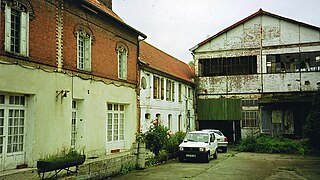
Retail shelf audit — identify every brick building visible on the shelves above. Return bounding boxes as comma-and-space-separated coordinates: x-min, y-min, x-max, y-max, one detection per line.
0, 0, 145, 170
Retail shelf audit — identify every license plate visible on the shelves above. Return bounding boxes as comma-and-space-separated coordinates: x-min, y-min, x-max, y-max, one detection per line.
186, 154, 196, 157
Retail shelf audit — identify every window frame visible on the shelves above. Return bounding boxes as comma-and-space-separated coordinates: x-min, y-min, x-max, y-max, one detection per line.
241, 111, 258, 128
4, 2, 29, 56
117, 45, 128, 80
77, 31, 92, 71
107, 104, 125, 143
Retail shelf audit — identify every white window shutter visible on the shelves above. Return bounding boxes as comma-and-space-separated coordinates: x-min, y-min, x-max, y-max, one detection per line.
20, 11, 28, 56
4, 4, 11, 52
84, 37, 91, 71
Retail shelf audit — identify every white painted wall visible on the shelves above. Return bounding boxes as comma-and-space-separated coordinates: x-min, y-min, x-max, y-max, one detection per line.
0, 62, 137, 169
139, 70, 195, 133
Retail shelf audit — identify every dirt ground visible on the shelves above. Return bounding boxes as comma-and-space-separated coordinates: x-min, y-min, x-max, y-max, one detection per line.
111, 150, 320, 180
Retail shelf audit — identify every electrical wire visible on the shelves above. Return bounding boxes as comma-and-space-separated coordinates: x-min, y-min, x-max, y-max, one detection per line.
0, 59, 135, 89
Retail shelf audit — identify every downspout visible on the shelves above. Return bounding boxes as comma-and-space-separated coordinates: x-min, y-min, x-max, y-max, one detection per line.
136, 35, 146, 134
136, 35, 146, 169
259, 14, 264, 135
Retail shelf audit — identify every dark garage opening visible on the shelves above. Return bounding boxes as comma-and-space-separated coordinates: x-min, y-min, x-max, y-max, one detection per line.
199, 120, 241, 143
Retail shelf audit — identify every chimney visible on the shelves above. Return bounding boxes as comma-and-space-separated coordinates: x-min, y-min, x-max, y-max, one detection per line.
99, 0, 112, 10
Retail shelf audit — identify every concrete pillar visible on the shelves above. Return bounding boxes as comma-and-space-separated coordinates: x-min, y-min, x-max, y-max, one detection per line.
136, 142, 146, 169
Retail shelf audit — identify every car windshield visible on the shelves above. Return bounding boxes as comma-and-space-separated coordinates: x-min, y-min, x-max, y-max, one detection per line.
184, 133, 209, 143
214, 131, 223, 136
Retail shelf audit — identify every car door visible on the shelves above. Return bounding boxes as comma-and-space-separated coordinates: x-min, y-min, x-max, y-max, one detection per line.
209, 133, 216, 155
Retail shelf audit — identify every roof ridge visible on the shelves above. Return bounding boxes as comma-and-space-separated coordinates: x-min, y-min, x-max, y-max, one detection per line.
191, 8, 320, 50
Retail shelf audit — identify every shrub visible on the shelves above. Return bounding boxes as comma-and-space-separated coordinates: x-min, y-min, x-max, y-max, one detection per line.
144, 124, 168, 156
164, 131, 186, 159
155, 150, 169, 163
303, 90, 320, 153
238, 135, 306, 155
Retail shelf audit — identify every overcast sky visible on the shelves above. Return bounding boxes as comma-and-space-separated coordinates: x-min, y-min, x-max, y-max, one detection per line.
113, 0, 320, 63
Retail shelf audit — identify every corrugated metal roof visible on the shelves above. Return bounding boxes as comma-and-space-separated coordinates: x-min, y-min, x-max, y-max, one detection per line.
259, 94, 314, 104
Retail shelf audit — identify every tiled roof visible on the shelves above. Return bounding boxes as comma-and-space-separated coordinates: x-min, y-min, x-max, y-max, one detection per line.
87, 0, 124, 22
140, 41, 195, 84
191, 8, 320, 51
84, 0, 146, 38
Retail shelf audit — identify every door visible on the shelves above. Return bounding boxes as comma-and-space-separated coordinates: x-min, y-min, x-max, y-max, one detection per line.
0, 94, 26, 170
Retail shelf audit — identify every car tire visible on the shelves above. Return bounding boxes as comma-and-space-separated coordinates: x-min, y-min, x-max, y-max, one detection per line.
213, 150, 218, 159
222, 147, 227, 153
204, 152, 210, 163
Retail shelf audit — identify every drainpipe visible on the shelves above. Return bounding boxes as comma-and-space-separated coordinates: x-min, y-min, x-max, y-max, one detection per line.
137, 35, 146, 134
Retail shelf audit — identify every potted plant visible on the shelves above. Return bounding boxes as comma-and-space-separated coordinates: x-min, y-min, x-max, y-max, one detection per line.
37, 148, 85, 173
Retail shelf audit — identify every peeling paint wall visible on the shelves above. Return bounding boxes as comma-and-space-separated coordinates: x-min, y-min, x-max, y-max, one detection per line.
194, 14, 320, 95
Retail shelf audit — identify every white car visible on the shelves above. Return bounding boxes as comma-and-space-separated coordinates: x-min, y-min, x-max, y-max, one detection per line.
178, 131, 218, 163
201, 129, 228, 153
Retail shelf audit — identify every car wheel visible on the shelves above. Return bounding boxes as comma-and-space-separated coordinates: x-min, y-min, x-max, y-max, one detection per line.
204, 152, 210, 163
213, 150, 218, 159
222, 147, 227, 153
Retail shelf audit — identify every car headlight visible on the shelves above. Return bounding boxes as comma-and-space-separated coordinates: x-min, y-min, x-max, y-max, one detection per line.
199, 147, 206, 152
179, 147, 184, 151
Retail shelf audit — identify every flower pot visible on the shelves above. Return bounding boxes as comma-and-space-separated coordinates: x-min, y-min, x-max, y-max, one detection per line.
37, 155, 85, 173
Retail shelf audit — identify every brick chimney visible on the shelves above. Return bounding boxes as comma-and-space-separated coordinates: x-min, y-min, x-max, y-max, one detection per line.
99, 0, 112, 9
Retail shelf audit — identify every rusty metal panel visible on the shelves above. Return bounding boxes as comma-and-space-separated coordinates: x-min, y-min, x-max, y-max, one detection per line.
227, 75, 262, 93
301, 72, 320, 91
280, 20, 300, 44
300, 26, 320, 43
261, 15, 280, 46
263, 73, 301, 92
242, 16, 261, 48
224, 25, 244, 50
198, 76, 227, 94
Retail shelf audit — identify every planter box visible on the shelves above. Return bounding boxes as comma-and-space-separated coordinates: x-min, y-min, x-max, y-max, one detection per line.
37, 155, 86, 173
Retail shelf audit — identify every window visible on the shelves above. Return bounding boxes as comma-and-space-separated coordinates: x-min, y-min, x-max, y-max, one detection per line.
242, 111, 258, 127
168, 114, 172, 130
118, 46, 127, 80
0, 95, 25, 154
178, 115, 182, 131
161, 78, 164, 100
199, 56, 257, 76
153, 76, 164, 100
153, 76, 160, 99
71, 100, 77, 148
107, 104, 125, 142
267, 51, 320, 73
77, 31, 91, 71
166, 80, 172, 101
241, 99, 258, 107
4, 2, 29, 56
172, 83, 175, 102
